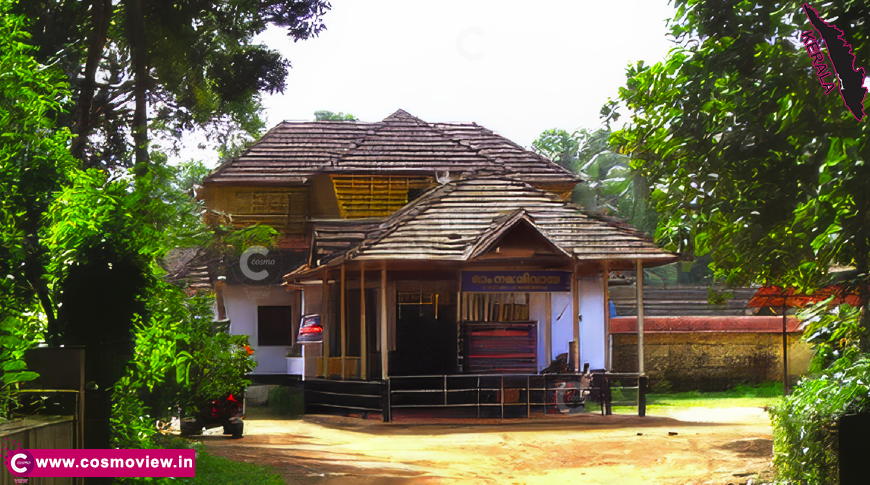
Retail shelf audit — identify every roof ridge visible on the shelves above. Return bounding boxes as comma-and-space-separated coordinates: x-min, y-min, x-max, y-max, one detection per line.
382, 108, 419, 122
428, 120, 506, 172
329, 111, 494, 173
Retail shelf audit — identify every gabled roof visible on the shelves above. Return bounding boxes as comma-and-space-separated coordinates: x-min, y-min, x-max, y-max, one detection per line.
204, 110, 579, 186
290, 177, 676, 278
466, 209, 571, 260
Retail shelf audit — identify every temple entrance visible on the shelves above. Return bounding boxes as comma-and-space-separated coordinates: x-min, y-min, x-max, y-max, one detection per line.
390, 283, 457, 376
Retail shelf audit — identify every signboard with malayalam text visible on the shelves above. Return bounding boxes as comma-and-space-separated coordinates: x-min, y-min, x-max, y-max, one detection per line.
461, 270, 572, 293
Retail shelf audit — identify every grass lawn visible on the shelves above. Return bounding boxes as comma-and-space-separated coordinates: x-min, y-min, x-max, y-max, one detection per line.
146, 435, 284, 484
609, 381, 784, 414
185, 444, 284, 485
646, 381, 784, 411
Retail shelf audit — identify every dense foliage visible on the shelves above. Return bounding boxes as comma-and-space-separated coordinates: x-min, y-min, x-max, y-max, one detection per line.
533, 127, 659, 235
314, 110, 357, 121
112, 285, 255, 450
0, 0, 267, 451
613, 0, 870, 482
614, 0, 869, 290
0, 0, 75, 416
14, 0, 331, 170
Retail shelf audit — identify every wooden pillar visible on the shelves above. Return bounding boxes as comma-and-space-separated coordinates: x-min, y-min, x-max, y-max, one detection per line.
544, 293, 552, 365
360, 263, 367, 380
572, 260, 580, 373
340, 263, 346, 380
214, 279, 227, 321
636, 259, 644, 375
380, 265, 389, 380
603, 260, 610, 371
321, 270, 330, 378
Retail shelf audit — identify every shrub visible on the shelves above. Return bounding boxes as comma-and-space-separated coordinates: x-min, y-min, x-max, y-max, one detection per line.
111, 282, 256, 449
770, 357, 870, 484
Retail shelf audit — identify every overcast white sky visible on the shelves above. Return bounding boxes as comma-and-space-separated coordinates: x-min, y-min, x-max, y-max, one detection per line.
178, 0, 678, 166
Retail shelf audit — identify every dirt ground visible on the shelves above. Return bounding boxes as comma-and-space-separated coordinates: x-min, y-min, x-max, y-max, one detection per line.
199, 407, 774, 484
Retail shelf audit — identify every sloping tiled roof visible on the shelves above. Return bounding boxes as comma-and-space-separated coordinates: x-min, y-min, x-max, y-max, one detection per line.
163, 247, 214, 293
310, 218, 385, 264
293, 177, 676, 275
204, 110, 579, 185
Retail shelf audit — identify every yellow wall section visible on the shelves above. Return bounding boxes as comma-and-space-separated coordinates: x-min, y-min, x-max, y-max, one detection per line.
332, 175, 412, 219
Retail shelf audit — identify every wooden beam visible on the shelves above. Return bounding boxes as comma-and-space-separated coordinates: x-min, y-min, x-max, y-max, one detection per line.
340, 263, 346, 380
603, 260, 610, 371
380, 265, 389, 380
360, 263, 367, 380
636, 259, 644, 375
321, 270, 330, 378
572, 260, 580, 372
214, 280, 227, 321
544, 292, 552, 367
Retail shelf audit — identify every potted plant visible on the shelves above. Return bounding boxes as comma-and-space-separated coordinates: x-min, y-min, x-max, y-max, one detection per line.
286, 344, 305, 375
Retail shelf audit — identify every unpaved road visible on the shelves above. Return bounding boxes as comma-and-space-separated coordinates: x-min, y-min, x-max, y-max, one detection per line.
200, 408, 773, 484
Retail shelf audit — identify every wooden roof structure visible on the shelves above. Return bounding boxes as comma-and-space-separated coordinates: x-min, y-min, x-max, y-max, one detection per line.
289, 177, 676, 280
203, 110, 579, 186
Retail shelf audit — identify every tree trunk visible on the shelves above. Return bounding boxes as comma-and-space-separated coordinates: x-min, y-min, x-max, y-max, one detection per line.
72, 0, 112, 166
125, 0, 149, 173
22, 239, 59, 345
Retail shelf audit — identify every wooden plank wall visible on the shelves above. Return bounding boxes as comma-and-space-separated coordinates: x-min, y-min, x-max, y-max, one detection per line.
204, 186, 309, 233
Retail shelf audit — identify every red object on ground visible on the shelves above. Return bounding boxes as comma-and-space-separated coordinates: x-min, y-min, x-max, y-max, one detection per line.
609, 316, 802, 334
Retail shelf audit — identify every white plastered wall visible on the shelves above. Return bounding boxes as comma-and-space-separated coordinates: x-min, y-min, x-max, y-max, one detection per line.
531, 275, 606, 371
223, 284, 295, 374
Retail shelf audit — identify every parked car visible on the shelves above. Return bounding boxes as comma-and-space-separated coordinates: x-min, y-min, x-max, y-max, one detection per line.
180, 392, 244, 438
297, 314, 323, 342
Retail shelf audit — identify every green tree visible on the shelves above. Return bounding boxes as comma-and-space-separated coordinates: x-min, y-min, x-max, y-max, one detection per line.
314, 110, 357, 121
0, 0, 262, 446
533, 127, 658, 235
613, 1, 869, 291
15, 0, 331, 171
612, 1, 870, 481
0, 1, 76, 354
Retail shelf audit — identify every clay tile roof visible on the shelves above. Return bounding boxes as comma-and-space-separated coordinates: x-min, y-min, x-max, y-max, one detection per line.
311, 218, 386, 264
203, 110, 579, 186
163, 247, 214, 293
308, 177, 675, 268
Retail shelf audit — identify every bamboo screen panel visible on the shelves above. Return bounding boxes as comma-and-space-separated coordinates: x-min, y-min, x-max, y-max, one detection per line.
332, 175, 410, 219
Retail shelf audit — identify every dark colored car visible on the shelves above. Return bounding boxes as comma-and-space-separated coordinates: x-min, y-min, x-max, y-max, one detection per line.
297, 314, 323, 342
180, 392, 244, 438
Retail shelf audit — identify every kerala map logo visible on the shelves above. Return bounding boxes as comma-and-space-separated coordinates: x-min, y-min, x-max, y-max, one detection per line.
800, 3, 867, 121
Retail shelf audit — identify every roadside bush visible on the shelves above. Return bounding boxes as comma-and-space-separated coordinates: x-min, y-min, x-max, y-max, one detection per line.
0, 316, 41, 421
111, 282, 256, 450
771, 356, 870, 484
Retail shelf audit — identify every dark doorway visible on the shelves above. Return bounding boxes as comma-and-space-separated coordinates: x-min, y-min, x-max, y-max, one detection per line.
391, 294, 457, 376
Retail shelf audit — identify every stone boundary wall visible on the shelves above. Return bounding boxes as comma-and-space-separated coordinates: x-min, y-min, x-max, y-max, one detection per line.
610, 316, 811, 391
